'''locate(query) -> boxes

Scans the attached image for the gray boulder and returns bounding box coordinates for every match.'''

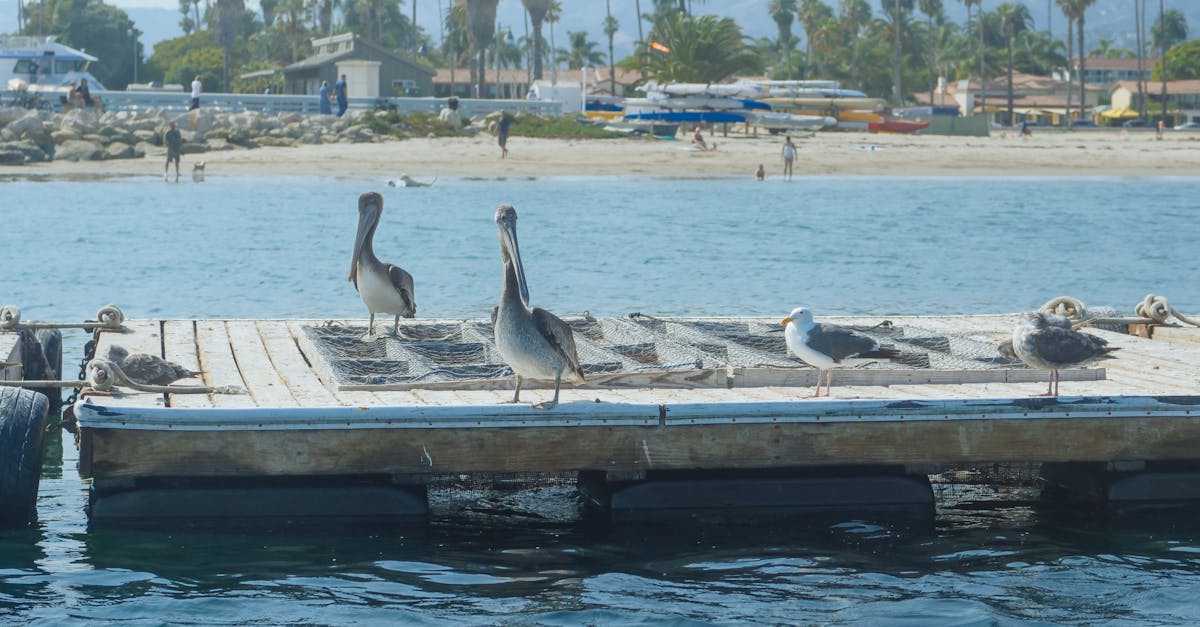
[103,142,134,159]
[54,139,102,161]
[0,149,26,165]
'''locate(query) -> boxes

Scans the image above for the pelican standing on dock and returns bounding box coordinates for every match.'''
[492,204,585,409]
[781,307,899,397]
[1011,311,1119,396]
[349,191,415,336]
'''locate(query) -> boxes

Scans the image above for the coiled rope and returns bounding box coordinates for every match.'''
[1038,294,1199,329]
[0,359,243,395]
[0,304,127,331]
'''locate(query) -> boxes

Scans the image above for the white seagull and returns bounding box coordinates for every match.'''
[1011,311,1119,396]
[781,307,899,397]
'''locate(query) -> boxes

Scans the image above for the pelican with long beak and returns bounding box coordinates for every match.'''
[349,191,415,336]
[492,204,585,410]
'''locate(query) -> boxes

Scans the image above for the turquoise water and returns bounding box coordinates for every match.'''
[3,175,1200,624]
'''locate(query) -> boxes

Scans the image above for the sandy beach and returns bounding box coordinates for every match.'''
[3,128,1198,179]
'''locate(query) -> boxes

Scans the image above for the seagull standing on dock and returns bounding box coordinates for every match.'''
[1011,311,1119,396]
[349,191,415,336]
[105,345,200,386]
[492,204,585,410]
[781,307,900,397]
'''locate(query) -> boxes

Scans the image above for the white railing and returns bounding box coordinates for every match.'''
[96,91,563,118]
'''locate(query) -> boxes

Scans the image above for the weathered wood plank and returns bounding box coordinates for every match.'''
[162,320,211,409]
[93,320,166,408]
[255,321,340,407]
[194,320,255,408]
[1150,326,1200,345]
[0,332,24,381]
[225,321,298,407]
[83,412,1200,479]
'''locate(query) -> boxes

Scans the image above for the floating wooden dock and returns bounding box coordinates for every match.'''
[70,314,1200,523]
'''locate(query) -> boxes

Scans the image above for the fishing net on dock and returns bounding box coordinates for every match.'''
[302,315,1020,388]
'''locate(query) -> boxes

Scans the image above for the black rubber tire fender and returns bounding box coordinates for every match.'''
[33,328,63,417]
[0,388,48,526]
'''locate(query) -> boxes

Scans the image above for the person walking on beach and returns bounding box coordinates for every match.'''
[334,74,348,117]
[189,75,202,110]
[163,121,182,182]
[781,136,796,180]
[318,80,332,115]
[756,164,765,181]
[497,112,513,158]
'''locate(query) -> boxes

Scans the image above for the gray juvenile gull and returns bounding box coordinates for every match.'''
[105,345,200,386]
[492,204,585,410]
[781,307,900,397]
[998,314,1069,359]
[1011,311,1119,396]
[349,191,416,336]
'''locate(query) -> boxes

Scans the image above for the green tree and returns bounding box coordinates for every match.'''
[465,0,499,98]
[882,0,915,104]
[620,12,762,84]
[1151,8,1188,52]
[768,0,797,79]
[179,0,197,34]
[995,1,1030,125]
[24,0,140,89]
[214,0,245,91]
[918,0,943,110]
[797,0,833,79]
[1155,39,1200,81]
[840,0,873,88]
[604,1,620,93]
[556,30,605,70]
[521,0,552,79]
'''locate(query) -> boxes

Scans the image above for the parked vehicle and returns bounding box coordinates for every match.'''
[1069,119,1096,128]
[1175,122,1200,130]
[1123,119,1147,128]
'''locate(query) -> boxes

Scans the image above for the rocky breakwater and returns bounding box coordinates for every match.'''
[0,107,378,165]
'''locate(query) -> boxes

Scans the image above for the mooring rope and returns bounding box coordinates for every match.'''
[0,359,242,395]
[0,304,127,331]
[1038,294,1200,330]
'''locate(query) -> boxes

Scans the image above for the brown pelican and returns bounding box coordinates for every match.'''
[1012,311,1119,396]
[349,191,415,336]
[493,204,585,409]
[105,345,200,386]
[781,307,900,397]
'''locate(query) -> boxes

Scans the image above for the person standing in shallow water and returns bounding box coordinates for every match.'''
[497,112,513,158]
[189,75,202,110]
[334,74,348,117]
[781,136,796,181]
[163,121,182,182]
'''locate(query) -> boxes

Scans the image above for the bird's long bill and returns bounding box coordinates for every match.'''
[351,195,381,281]
[780,317,792,327]
[500,220,530,306]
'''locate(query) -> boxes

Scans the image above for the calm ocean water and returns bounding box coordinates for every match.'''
[3,175,1200,624]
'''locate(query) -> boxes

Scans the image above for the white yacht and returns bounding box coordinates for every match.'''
[1,35,107,93]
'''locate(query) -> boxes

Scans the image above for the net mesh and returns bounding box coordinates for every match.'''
[304,315,1022,388]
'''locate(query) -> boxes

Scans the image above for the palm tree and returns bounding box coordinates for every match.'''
[214,0,244,91]
[521,0,551,80]
[463,0,498,98]
[443,2,469,93]
[1069,0,1096,122]
[556,30,604,70]
[839,0,873,89]
[620,12,762,84]
[546,1,562,82]
[918,0,943,110]
[996,1,1030,125]
[604,0,619,93]
[1055,0,1073,122]
[768,0,797,79]
[960,0,984,113]
[1150,8,1188,51]
[797,0,833,79]
[881,0,915,105]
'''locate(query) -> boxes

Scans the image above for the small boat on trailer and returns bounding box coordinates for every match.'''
[61,313,1200,525]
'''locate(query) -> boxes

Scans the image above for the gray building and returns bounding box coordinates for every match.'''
[282,33,435,97]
